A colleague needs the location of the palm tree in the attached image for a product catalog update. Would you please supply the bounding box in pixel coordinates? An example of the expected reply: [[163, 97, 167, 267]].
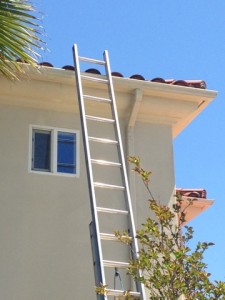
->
[[0, 0, 43, 79]]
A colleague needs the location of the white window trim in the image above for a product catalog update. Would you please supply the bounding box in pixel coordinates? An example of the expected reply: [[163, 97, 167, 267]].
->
[[28, 125, 80, 177]]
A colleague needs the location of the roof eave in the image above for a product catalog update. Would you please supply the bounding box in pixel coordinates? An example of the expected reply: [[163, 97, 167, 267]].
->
[[0, 65, 218, 137]]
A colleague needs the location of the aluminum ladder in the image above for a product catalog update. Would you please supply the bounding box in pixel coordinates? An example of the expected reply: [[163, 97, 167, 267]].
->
[[73, 44, 146, 300]]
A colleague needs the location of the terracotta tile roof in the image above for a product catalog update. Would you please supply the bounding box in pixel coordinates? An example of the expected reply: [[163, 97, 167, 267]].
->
[[176, 188, 207, 199], [37, 62, 207, 89]]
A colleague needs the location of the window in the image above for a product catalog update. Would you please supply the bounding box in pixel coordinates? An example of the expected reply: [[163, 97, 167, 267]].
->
[[57, 131, 76, 174], [30, 126, 79, 176], [32, 130, 51, 171]]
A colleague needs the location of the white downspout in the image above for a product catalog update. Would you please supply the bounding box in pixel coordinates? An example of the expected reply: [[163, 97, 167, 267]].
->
[[126, 88, 143, 293], [126, 88, 143, 222]]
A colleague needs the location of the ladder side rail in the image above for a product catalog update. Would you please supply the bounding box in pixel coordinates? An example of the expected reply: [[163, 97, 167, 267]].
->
[[104, 50, 146, 300], [104, 49, 139, 256], [89, 222, 105, 300], [72, 44, 107, 292]]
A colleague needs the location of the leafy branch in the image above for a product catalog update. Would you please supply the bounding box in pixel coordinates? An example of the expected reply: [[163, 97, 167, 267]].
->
[[113, 157, 225, 300], [96, 157, 225, 299]]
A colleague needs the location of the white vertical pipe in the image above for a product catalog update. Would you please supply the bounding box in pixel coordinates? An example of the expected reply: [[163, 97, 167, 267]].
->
[[126, 88, 143, 293], [126, 88, 143, 220]]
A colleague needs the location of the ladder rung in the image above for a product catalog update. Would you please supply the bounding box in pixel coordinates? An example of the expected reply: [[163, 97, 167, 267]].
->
[[91, 159, 121, 167], [94, 182, 125, 190], [103, 260, 129, 268], [100, 233, 131, 242], [83, 94, 111, 103], [96, 207, 128, 215], [89, 137, 118, 144], [79, 56, 106, 65], [105, 289, 141, 298], [100, 233, 118, 241], [81, 74, 108, 83], [86, 115, 115, 123]]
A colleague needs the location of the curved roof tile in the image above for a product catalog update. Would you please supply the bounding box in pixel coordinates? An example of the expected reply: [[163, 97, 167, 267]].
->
[[130, 74, 145, 80], [39, 62, 54, 67], [62, 65, 75, 71], [111, 71, 123, 77], [176, 188, 207, 199]]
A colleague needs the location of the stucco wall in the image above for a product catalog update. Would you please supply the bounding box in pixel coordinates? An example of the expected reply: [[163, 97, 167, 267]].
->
[[0, 98, 175, 299], [0, 104, 96, 299], [132, 122, 175, 228]]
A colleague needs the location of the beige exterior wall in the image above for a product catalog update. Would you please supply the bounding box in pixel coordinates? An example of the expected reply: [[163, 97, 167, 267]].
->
[[0, 67, 216, 299], [0, 105, 94, 299], [0, 105, 174, 300], [133, 122, 175, 227]]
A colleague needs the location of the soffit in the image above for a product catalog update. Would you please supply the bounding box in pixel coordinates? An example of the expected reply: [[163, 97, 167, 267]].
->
[[181, 196, 214, 225]]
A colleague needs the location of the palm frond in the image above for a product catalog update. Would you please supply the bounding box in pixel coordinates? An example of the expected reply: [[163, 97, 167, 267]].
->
[[0, 0, 44, 79]]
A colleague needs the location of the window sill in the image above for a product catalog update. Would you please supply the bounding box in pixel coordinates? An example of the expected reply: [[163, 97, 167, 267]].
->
[[29, 170, 79, 178]]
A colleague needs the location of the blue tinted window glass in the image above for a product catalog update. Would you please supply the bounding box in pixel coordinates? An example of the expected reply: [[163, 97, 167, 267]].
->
[[33, 130, 51, 171], [57, 132, 76, 174]]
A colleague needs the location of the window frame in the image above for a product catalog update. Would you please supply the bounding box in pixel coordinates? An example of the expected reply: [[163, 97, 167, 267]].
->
[[29, 125, 80, 177]]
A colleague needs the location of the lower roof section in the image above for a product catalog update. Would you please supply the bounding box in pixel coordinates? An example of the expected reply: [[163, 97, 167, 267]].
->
[[177, 188, 214, 224]]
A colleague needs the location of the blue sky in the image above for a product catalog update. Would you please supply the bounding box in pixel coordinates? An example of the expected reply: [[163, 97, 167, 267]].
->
[[39, 1, 225, 281]]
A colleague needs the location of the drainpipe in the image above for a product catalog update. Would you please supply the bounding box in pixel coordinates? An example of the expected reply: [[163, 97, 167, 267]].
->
[[126, 88, 143, 222], [126, 88, 143, 292]]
